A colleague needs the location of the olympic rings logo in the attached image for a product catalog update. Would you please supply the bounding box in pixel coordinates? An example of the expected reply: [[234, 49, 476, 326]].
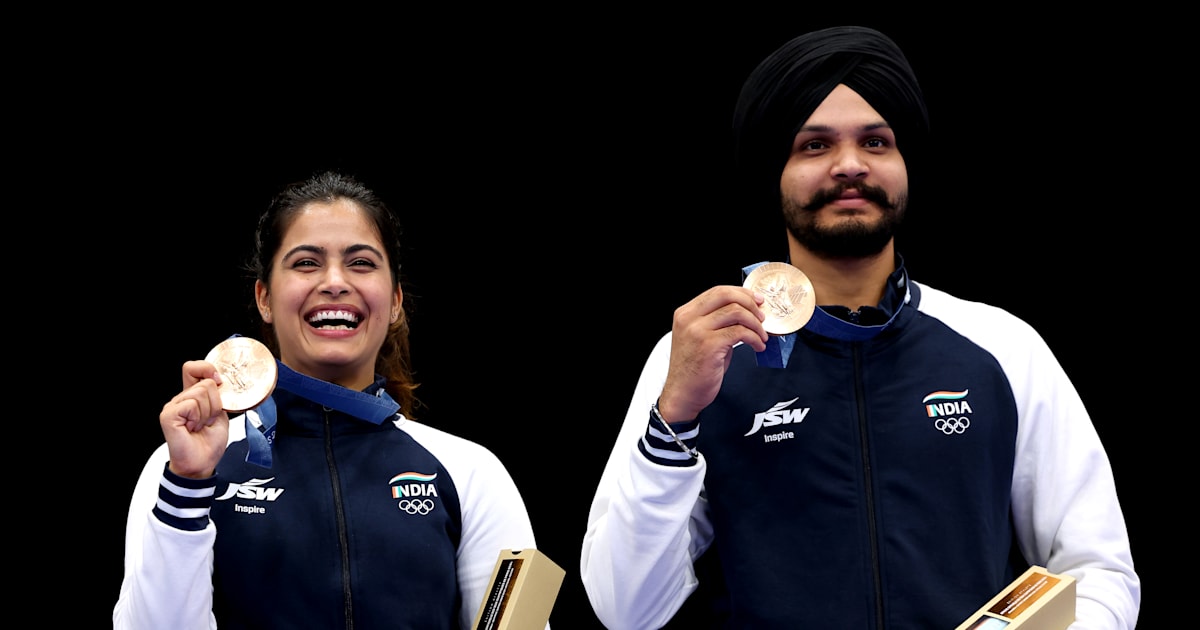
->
[[934, 417, 970, 434], [398, 499, 436, 515]]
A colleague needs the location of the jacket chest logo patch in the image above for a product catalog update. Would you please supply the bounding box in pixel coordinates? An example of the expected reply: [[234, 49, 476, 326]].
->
[[216, 477, 285, 502], [389, 472, 439, 515], [923, 390, 973, 434], [215, 477, 285, 516], [746, 397, 810, 441]]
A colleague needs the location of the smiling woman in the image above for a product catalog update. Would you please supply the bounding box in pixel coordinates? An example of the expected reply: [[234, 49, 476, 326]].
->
[[253, 195, 401, 390], [112, 171, 550, 630]]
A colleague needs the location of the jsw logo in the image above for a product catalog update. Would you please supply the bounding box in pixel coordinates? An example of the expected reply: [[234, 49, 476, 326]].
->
[[215, 477, 285, 501], [745, 398, 810, 436]]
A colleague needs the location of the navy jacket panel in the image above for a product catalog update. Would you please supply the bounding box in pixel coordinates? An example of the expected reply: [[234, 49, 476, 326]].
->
[[210, 387, 463, 630], [694, 282, 1023, 628]]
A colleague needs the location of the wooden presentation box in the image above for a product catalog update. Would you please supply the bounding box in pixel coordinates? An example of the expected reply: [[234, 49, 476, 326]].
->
[[955, 565, 1075, 630], [473, 548, 565, 630]]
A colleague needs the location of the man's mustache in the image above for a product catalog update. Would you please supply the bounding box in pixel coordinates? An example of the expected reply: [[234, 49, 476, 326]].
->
[[801, 183, 894, 212]]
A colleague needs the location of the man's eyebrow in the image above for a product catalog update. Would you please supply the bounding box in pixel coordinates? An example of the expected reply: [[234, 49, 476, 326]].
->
[[796, 121, 892, 134]]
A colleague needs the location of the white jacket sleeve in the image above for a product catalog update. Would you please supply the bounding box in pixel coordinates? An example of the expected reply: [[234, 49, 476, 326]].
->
[[580, 333, 714, 630], [921, 284, 1143, 630], [112, 443, 219, 630], [1002, 326, 1140, 629], [400, 421, 549, 630]]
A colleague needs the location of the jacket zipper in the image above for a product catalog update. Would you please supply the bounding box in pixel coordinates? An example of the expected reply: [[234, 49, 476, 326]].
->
[[324, 407, 354, 629], [853, 343, 885, 628]]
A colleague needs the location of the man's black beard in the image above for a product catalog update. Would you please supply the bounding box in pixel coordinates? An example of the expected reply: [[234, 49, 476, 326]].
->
[[782, 182, 906, 259]]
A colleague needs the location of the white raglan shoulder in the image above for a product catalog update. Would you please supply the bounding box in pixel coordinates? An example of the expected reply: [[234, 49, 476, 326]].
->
[[914, 281, 1140, 628], [393, 416, 546, 629]]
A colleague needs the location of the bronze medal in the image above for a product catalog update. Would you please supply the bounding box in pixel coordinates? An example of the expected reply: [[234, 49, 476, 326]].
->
[[743, 262, 815, 335], [204, 337, 278, 413]]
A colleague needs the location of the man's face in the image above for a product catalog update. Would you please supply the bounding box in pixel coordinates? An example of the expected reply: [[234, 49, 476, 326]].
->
[[779, 83, 908, 259]]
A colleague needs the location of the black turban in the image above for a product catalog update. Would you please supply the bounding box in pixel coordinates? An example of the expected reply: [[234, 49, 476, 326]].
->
[[732, 25, 930, 220]]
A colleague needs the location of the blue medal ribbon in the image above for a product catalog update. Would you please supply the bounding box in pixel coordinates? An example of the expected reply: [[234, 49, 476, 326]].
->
[[243, 396, 276, 468], [241, 362, 401, 468], [741, 261, 911, 368], [274, 363, 401, 424]]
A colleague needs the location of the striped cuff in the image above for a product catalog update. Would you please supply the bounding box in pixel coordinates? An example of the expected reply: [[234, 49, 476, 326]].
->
[[152, 462, 217, 531], [638, 406, 700, 467]]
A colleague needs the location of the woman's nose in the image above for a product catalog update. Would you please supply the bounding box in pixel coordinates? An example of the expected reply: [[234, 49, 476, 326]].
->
[[319, 267, 351, 296]]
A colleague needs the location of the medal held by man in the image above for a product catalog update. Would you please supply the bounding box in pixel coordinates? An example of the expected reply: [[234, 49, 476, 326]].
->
[[743, 262, 815, 334]]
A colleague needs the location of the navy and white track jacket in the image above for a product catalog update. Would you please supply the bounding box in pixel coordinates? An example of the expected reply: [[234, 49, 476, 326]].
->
[[581, 263, 1139, 629], [115, 379, 543, 630]]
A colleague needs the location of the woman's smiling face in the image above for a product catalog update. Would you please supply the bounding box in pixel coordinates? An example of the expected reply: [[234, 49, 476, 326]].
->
[[255, 198, 401, 391]]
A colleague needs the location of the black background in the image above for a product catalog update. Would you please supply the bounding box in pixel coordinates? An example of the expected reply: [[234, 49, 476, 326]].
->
[[40, 8, 1177, 628]]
